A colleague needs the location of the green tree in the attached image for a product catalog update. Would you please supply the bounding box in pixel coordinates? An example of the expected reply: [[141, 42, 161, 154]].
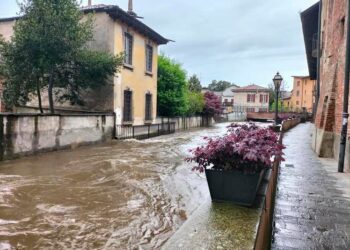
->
[[0, 0, 123, 113], [270, 100, 283, 112], [188, 74, 202, 92], [186, 91, 204, 115], [157, 55, 188, 116], [268, 81, 289, 107], [208, 80, 234, 91]]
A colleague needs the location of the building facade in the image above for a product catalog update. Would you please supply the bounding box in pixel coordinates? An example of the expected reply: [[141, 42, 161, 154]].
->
[[222, 85, 239, 113], [232, 84, 269, 112], [0, 3, 168, 125], [301, 1, 350, 171], [289, 76, 316, 113]]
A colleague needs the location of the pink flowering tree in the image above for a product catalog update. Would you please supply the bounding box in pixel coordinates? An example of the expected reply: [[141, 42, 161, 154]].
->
[[202, 92, 222, 117]]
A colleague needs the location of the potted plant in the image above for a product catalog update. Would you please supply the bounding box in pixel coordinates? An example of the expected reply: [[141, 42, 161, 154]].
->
[[187, 123, 284, 206]]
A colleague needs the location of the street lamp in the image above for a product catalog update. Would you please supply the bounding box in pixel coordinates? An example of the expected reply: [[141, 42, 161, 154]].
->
[[273, 72, 283, 125]]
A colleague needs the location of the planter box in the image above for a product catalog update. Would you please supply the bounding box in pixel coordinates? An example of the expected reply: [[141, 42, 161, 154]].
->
[[205, 169, 265, 206]]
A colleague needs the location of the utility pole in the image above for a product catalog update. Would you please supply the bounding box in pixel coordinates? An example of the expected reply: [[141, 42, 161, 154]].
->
[[338, 0, 350, 173]]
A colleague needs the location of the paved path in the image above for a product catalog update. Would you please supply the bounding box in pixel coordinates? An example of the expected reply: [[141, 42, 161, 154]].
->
[[272, 123, 350, 249]]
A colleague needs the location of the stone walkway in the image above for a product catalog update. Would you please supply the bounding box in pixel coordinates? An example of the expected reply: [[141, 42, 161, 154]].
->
[[272, 123, 350, 249]]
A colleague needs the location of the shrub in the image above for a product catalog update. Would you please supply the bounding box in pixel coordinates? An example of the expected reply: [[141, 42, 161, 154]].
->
[[202, 92, 222, 116], [187, 123, 285, 174]]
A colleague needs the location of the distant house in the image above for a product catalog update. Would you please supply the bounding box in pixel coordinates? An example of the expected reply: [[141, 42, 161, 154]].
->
[[289, 76, 316, 113], [232, 84, 269, 112], [281, 91, 292, 111], [222, 85, 239, 104], [0, 1, 169, 125], [201, 85, 239, 113]]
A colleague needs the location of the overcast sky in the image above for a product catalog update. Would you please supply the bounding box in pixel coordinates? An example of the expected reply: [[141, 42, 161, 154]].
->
[[0, 0, 319, 89]]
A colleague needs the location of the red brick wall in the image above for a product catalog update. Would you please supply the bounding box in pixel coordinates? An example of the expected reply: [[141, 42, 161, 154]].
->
[[315, 0, 347, 135]]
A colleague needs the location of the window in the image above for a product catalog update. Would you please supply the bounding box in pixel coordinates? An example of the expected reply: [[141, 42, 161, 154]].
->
[[260, 94, 268, 103], [297, 81, 300, 87], [247, 94, 255, 103], [123, 90, 133, 122], [296, 91, 300, 96], [145, 93, 152, 121], [124, 33, 133, 65], [341, 16, 346, 38], [246, 107, 255, 112], [145, 45, 153, 72], [296, 101, 300, 105]]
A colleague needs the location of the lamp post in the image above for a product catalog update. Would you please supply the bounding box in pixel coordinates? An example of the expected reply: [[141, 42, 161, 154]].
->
[[273, 72, 283, 125]]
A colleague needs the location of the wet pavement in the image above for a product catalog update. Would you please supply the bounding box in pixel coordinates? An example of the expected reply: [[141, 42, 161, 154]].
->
[[272, 123, 350, 249], [162, 199, 261, 250], [0, 123, 240, 249]]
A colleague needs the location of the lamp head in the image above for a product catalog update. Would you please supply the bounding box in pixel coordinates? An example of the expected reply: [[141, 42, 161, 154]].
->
[[273, 72, 283, 90]]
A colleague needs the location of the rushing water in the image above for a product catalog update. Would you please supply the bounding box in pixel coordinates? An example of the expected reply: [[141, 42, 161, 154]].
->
[[0, 123, 232, 250]]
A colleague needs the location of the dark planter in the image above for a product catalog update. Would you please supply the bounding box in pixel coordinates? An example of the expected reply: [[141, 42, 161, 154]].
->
[[205, 168, 265, 206]]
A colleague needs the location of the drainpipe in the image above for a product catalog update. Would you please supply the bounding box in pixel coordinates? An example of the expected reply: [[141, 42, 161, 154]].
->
[[316, 1, 322, 109], [338, 0, 350, 173], [314, 1, 322, 152]]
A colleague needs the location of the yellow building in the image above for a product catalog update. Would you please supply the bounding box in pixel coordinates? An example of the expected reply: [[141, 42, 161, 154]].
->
[[288, 76, 316, 113], [0, 1, 168, 125]]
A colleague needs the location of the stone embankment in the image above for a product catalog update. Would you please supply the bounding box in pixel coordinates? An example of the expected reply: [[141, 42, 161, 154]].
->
[[0, 113, 114, 160]]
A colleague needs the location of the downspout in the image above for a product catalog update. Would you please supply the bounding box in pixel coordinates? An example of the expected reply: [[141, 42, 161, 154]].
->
[[338, 0, 350, 173], [316, 1, 322, 109], [314, 1, 322, 151]]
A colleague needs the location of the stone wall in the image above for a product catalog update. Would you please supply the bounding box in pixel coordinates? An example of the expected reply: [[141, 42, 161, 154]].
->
[[156, 116, 214, 131], [281, 118, 301, 132], [0, 113, 115, 160]]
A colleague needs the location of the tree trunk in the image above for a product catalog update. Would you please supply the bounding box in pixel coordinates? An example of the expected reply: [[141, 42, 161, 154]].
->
[[36, 78, 43, 114], [48, 73, 55, 114]]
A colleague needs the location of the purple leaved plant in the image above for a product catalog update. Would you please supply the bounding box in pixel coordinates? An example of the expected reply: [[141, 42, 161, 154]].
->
[[186, 123, 285, 174]]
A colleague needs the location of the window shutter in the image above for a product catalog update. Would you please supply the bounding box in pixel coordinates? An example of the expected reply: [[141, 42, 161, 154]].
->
[[146, 45, 153, 72], [247, 94, 249, 102], [145, 94, 152, 121], [123, 90, 133, 122], [260, 95, 262, 103]]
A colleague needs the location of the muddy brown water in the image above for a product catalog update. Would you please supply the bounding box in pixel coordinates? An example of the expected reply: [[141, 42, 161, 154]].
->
[[0, 123, 232, 249]]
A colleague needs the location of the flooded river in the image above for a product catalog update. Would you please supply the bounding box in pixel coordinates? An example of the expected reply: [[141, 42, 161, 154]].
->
[[0, 123, 230, 249]]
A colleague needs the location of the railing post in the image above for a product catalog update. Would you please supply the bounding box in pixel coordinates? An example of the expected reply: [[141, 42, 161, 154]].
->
[[148, 125, 150, 138], [132, 126, 135, 139]]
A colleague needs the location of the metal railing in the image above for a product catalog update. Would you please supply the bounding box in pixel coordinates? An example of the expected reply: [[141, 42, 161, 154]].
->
[[226, 105, 270, 113], [116, 122, 176, 140]]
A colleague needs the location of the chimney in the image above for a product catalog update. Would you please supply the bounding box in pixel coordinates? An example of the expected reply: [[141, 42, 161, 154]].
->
[[88, 0, 92, 6], [127, 0, 137, 17]]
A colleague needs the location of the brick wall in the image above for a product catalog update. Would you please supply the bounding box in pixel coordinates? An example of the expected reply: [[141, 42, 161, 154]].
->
[[315, 0, 347, 135]]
